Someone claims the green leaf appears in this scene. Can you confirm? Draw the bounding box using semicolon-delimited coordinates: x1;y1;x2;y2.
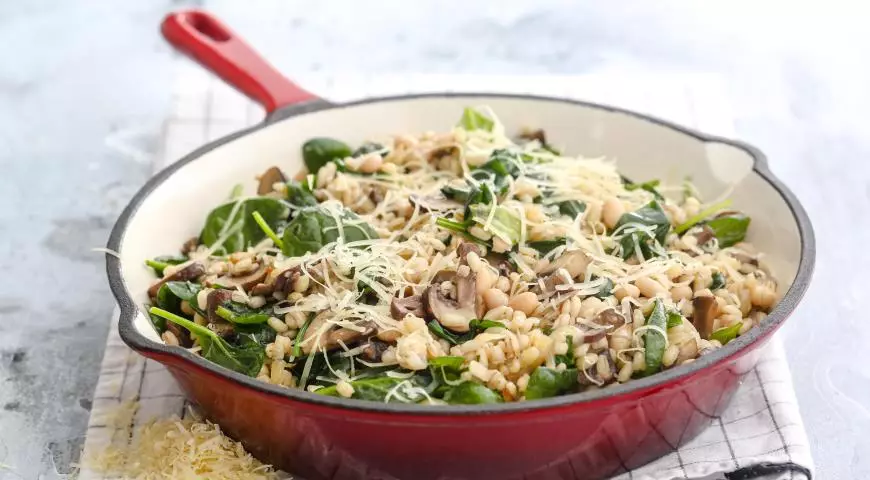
164;281;202;304
302;137;352;173
429;356;465;370
592;277;614;299
200;197;289;255
292;314;314;358
643;299;668;376
150;307;264;377
144;255;188;276
554;335;574;367
285;181;318;208
468;204;522;246
215;305;270;325
674;199;732;234
444;381;503;404
527;238;567;257
427;319;506;346
613;201;671;260
458;107;494;132
281;206;378;257
351;142;388;158
707;213;750;248
625;179;664;200
666;311;684;329
711;322;742;345
556;200;586;219
316;376;410;402
710;271;726;290
525;366;578;400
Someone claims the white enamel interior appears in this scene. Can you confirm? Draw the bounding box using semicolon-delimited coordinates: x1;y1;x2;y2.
118;96;802;342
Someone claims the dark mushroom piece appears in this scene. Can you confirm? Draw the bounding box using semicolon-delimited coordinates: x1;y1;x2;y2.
250;283;274;297
148;262;206;298
257;166;287;195
518;128;548;145
423;270;478;333
580;329;607;344
206;289;234;323
692;295;719;340
594;308;626;329
732;251;759;266
166;322;193;347
692;225;715;247
180;236;199;255
577;366;603;387
207;322;235;338
427;145;460;163
360;339;392;362
457;242;482;264
301;313;376;355
210;264;270;292
273;267;302;296
390;295;425;320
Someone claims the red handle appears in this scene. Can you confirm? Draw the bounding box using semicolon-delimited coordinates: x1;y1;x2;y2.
161;10;318;113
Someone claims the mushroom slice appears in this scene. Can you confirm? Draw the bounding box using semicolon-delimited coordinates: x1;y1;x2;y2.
166;322;193;347
301;313;376;354
691;295;719;340
537;250;589;278
427;145;460;162
181;236;199;255
594;308;626;329
360;339;392;362
206;289;234;323
692;225;715;246
250;283;274;296
148;262;206;298
457;242;483;264
423;270;478;333
581;329;607;344
390;295;425;320
257;166;286;195
211;264;270;291
207;322;235;338
273;266;302;295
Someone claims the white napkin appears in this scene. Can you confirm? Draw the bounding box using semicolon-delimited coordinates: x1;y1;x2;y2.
81;67;814;480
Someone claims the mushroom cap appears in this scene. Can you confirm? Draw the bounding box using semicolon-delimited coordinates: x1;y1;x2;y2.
390;294;425;320
692;295;719;339
148;262;206;298
301;312;376;355
423;270;478;333
211;264;270;291
257;166;287;195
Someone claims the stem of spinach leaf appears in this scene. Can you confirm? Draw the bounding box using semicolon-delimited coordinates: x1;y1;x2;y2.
215;306;235;322
674;199;732;234
292;314;314;358
252;210;284;249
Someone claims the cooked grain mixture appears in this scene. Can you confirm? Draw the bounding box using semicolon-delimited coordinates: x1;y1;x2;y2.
146;107;778;404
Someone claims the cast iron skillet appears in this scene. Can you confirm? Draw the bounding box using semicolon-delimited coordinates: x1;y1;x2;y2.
105;10;815;480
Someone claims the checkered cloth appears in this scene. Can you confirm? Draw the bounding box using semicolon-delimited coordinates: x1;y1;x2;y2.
81;68;814;480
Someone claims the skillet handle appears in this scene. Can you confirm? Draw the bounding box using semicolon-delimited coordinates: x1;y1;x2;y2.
161;10;318;113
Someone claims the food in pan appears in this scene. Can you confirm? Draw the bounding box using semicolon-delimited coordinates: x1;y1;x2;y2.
146;107;778;404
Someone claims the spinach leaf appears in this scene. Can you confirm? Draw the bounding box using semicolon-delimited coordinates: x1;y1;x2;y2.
215;303;270;325
554;335;575;367
525;366;578;400
316;376;409;402
613;201;671;260
150;307;265;377
472;149;522;195
711;322;742;345
591;276;614;299
286;181;318;208
674;199;732;234
352;142;388;158
458;107;494;132
643;299;668;376
443;381;503;404
527;238;567;257
292;314;314;358
556;200;587;219
427;319;505;346
666;311;684;329
149;281;203;332
625;179;664;200
710;271;726;290
232;323;277;347
164;281;202;304
200;197;288;255
281;206;378;257
145;255;188;276
468;204;522;246
707;213;750;248
429;356;465;386
302;137;352;173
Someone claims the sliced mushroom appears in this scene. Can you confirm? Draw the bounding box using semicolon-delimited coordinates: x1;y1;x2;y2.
390;295;425;320
250;283;274;297
732;251;759;266
693;225;715;246
537;250;589;278
691;295;719;339
457;242;483;264
423;270;478;333
427;145;460;162
148;262;205;298
301;313;376;354
257;166;286;195
180;236;199;255
207;321;235;338
273;267;302;295
369;189;384;205
166;322;193;347
577;366;603;387
360;339;392;362
519;128;548;145
206;289;234;323
211;264;270;291
594;309;626;329
580;329;607;344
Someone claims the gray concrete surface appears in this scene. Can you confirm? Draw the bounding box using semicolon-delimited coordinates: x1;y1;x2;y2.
1;1;868;478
